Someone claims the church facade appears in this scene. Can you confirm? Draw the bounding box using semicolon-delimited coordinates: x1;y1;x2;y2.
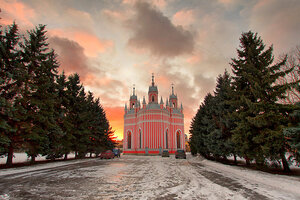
123;75;185;155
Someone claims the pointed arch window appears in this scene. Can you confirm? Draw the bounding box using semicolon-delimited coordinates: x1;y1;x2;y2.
139;129;142;149
176;131;181;149
152;95;154;102
165;130;168;149
128;132;131;149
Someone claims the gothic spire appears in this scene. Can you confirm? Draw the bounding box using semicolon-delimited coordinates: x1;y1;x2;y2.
143;96;146;104
171;83;174;95
152;73;154;86
160;96;164;104
133;84;135;96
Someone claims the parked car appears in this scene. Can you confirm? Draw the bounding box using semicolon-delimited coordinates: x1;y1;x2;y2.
99;150;115;159
113;148;120;158
162;150;170;157
175;149;186;159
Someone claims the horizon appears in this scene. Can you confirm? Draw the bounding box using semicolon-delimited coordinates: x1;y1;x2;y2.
1;0;299;140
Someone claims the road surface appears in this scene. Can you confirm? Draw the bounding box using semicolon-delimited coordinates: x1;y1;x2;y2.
0;154;300;199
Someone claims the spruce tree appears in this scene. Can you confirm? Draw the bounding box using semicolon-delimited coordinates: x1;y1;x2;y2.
212;70;237;160
230;31;294;171
0;23;25;166
284;84;300;164
21;25;60;162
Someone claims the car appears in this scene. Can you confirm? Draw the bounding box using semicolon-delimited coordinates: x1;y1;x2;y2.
113;148;120;158
99;150;115;159
175;149;186;159
161;150;169;157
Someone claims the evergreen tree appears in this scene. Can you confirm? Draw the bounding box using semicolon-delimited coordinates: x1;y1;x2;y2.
284;85;300;164
20;25;61;162
230;31;294;171
0;23;25;166
211;70;237;160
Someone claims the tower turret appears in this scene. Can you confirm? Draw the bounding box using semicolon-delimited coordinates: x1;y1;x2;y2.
130;85;137;109
143;96;146;109
169;84;178;109
180;102;183;113
148;73;158;104
160;96;164;109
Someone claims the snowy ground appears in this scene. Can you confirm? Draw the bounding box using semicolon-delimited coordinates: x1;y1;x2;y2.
0;153;76;165
0;154;300;200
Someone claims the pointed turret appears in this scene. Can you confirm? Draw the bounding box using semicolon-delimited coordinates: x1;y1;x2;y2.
148;73;158;104
160;96;164;109
169;83;178;108
130;84;137;109
180;102;183;113
125;103;128;114
143;96;146;109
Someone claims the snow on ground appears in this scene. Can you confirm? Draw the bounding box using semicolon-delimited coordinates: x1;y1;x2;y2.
0;154;300;199
0;153;76;165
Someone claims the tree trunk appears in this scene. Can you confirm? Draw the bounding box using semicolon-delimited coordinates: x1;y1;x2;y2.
64;153;68;160
30;155;36;163
234;154;237;165
281;153;291;172
245;156;250;165
6;144;14;166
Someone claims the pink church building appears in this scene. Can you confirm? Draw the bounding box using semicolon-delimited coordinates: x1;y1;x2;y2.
123;75;185;155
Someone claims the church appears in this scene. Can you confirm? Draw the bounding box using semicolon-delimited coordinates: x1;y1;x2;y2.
123;74;185;155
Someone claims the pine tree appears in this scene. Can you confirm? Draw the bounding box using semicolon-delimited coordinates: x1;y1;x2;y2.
284;84;300;164
212;70;237;161
0;23;25;166
20;25;61;162
230;31;294;171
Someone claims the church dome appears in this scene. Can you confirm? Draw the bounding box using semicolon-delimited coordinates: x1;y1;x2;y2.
169;93;177;99
130;94;137;100
148;85;158;93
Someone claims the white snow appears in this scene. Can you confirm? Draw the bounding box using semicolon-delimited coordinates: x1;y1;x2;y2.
0;153;299;199
0;152;76;165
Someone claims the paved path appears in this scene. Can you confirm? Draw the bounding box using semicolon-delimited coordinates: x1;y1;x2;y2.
0;154;299;199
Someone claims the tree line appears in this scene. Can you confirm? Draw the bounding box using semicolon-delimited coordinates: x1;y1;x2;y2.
0;23;115;166
189;31;300;172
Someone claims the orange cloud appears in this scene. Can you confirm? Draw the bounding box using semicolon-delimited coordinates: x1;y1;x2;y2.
186;54;202;64
48;29;113;57
104;106;124;140
0;0;35;27
172;9;195;27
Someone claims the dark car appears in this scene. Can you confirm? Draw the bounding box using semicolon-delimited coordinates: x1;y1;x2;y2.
162;150;169;157
113;149;120;158
175;149;186;159
99;150;115;159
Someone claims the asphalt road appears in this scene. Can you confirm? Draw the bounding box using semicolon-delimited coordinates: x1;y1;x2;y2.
0;154;299;200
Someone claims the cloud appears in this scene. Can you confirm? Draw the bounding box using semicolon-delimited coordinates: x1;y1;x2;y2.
172;9;195;27
127;1;195;57
0;0;35;27
48;29;113;57
123;0;168;9
48;36;94;78
249;0;300;55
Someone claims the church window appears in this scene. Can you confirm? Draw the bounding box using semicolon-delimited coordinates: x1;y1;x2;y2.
176;131;181;149
165;130;168;149
128;132;131;149
173;102;175;107
139;129;142;149
152;96;154;102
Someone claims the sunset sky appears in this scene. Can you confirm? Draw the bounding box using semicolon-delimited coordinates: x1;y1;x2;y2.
1;0;299;140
